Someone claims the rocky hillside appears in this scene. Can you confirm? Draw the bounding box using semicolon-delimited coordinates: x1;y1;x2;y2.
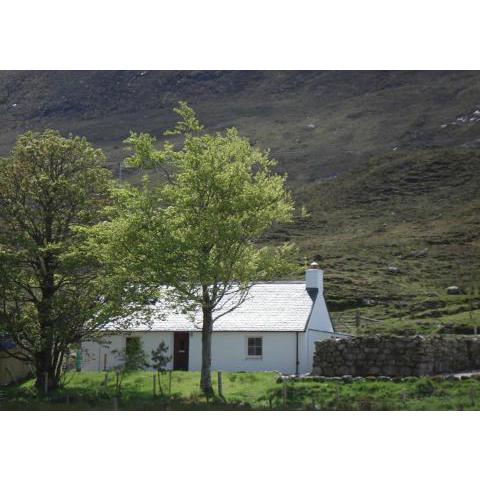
0;70;479;332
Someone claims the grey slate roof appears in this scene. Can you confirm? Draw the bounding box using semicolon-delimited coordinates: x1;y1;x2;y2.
117;282;313;332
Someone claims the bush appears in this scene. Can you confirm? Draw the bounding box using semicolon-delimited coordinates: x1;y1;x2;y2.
415;378;436;397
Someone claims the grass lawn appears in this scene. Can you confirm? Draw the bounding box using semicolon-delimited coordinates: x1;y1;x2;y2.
2;371;480;410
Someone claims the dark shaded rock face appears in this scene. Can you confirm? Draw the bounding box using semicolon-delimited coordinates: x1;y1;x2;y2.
313;335;480;377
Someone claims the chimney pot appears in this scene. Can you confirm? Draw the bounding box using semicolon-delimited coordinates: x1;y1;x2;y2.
305;262;323;291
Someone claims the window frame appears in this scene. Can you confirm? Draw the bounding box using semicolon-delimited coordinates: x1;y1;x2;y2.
246;336;263;359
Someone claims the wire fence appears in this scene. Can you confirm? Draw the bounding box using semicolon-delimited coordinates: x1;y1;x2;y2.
332;311;385;333
333;308;480;336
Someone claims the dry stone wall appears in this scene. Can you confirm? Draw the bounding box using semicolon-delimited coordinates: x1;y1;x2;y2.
313;335;480;377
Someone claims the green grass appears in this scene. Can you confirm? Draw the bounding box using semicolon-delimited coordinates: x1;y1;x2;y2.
2;371;480;410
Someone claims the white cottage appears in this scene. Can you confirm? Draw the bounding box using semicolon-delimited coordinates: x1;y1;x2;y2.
81;264;340;375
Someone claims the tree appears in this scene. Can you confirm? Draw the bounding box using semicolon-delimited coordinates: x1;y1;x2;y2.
88;103;297;395
151;341;172;394
112;336;149;394
0;130;119;393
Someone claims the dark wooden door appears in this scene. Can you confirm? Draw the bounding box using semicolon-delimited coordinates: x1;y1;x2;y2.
173;332;189;370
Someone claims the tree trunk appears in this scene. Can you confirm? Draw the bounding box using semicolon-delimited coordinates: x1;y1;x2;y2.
34;350;60;394
200;305;214;396
35;260;60;394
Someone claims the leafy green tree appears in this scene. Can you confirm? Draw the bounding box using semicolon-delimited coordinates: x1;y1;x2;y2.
0;130;121;393
87;103;297;395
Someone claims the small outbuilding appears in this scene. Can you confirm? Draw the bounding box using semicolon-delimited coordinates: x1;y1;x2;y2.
81;264;343;375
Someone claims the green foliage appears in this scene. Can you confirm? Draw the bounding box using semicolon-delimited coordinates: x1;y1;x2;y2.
299;205;311;219
151;341;171;373
414;378;436;397
164;101;204;136
114;337;149;373
86;103;298;392
0;130;117;391
150;341;172;395
111;337;149;394
116;103;297;296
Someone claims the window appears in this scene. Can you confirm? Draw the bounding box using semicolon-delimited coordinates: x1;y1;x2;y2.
247;337;263;357
126;336;141;356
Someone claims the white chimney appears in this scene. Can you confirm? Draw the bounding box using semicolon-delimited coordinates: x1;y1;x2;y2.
305;262;323;292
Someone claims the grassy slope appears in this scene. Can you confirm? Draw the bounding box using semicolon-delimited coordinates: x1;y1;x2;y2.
289;147;480;333
3;371;480;411
1;71;479;333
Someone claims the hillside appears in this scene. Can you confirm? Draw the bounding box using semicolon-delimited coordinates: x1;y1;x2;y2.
0;70;479;332
2;71;480;184
291;147;480;333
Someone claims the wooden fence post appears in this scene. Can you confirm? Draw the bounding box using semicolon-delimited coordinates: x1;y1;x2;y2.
103;353;108;371
217;371;224;401
469;386;476;407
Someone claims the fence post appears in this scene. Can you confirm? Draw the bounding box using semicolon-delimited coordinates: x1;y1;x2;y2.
75;350;82;372
469;386;476;406
115;370;121;396
103;353;108;371
44;371;49;396
217;371;224;401
282;379;287;409
153;373;157;397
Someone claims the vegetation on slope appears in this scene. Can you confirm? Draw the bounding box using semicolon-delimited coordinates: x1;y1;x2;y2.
2;71;480;185
290;147;480;333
